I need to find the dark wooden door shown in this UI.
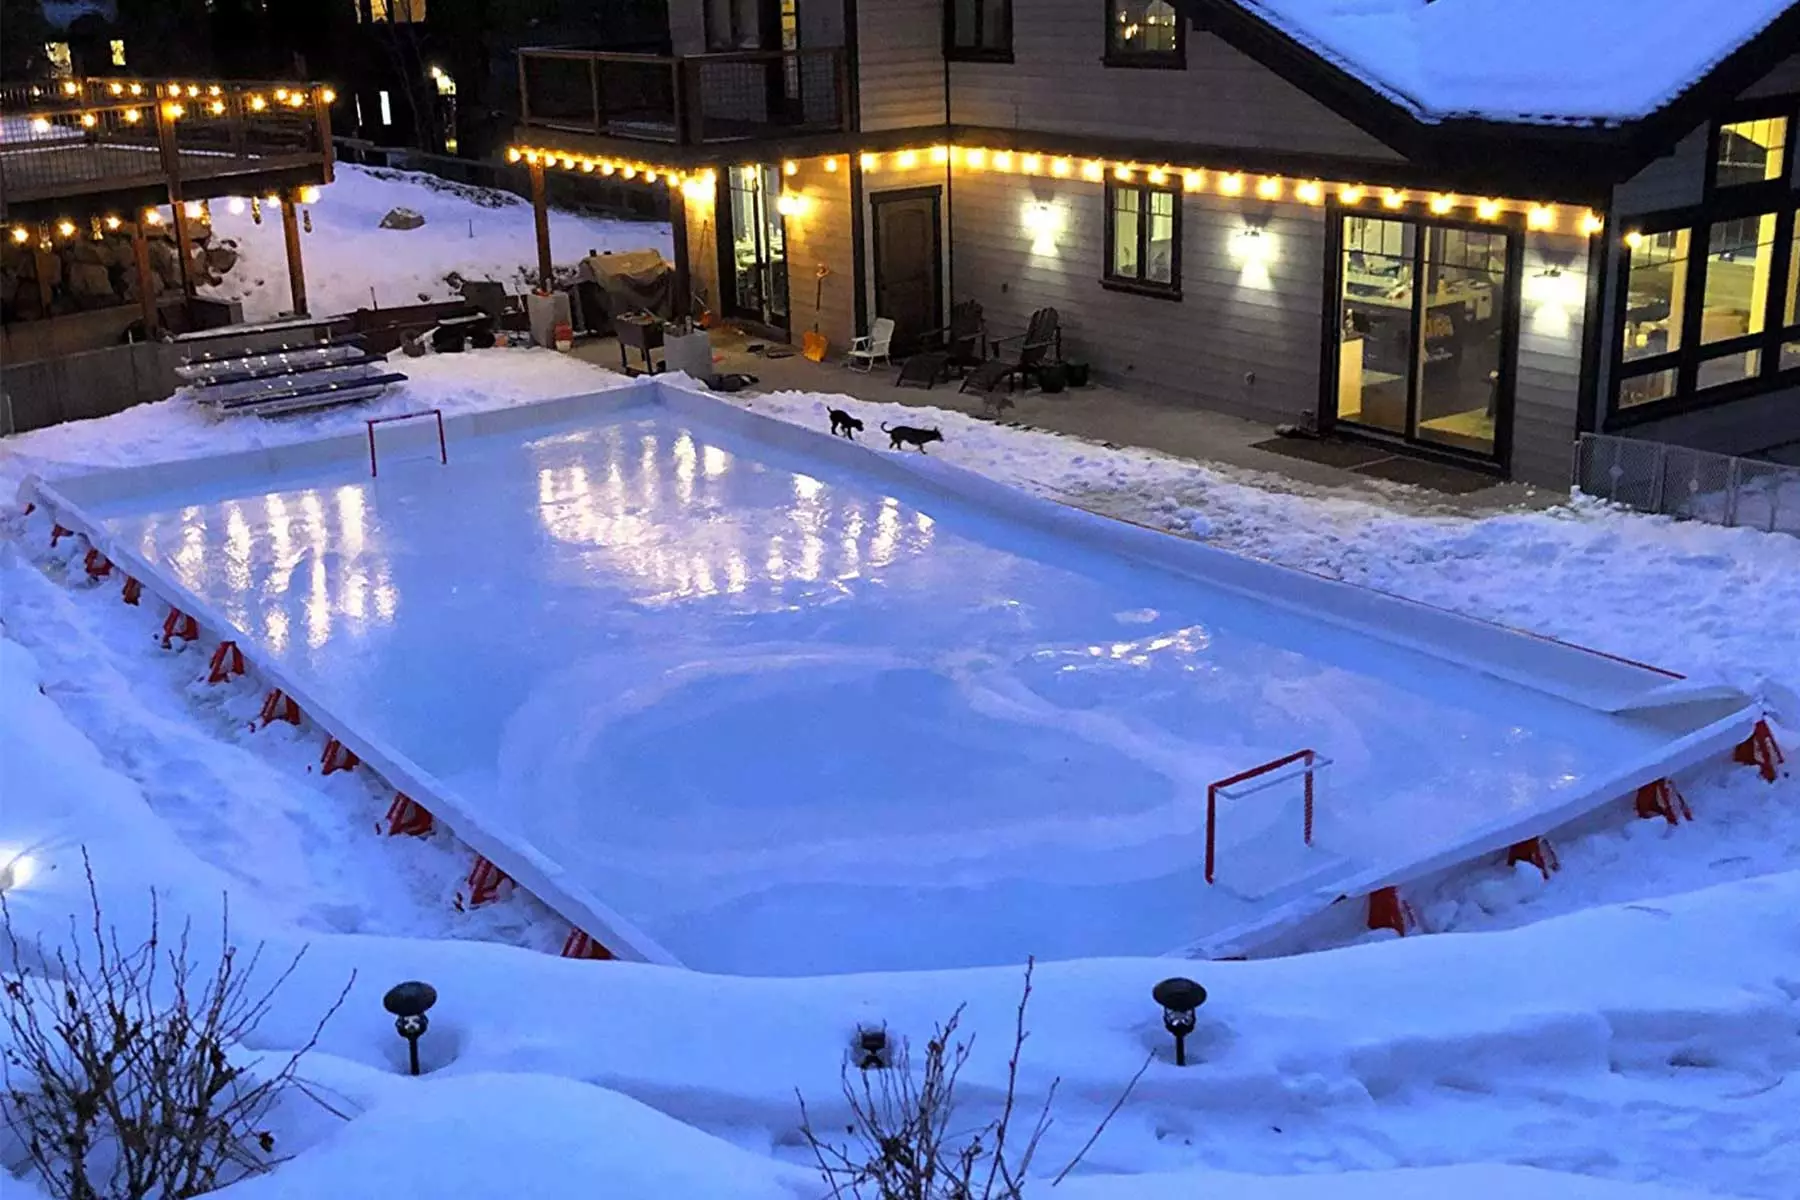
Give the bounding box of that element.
[872,189,942,355]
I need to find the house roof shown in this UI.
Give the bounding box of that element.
[1222,0,1800,126]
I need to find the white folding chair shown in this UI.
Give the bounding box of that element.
[845,317,895,372]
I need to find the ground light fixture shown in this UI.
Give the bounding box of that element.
[856,1025,889,1070]
[1152,977,1207,1066]
[383,980,438,1075]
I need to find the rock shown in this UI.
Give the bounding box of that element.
[66,261,114,300]
[148,240,182,287]
[379,206,426,230]
[205,245,239,274]
[65,240,104,265]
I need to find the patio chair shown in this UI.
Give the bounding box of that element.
[895,300,986,388]
[992,307,1062,388]
[845,317,895,372]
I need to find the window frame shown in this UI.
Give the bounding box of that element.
[1103,0,1186,70]
[1102,178,1183,299]
[945,0,1014,63]
[1707,102,1793,199]
[1607,197,1800,426]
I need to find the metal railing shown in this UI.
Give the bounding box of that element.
[517,47,846,145]
[1,78,331,209]
[1574,432,1800,537]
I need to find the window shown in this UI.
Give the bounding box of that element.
[1714,117,1787,189]
[1104,181,1180,295]
[365,0,426,21]
[378,90,393,125]
[109,39,126,67]
[705,0,762,49]
[1106,0,1183,67]
[44,41,72,76]
[1614,206,1800,415]
[948,0,1012,60]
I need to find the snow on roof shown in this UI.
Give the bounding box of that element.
[1230,0,1797,125]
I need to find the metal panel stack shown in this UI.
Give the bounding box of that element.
[176,316,408,417]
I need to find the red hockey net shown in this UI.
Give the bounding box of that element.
[1205,748,1325,885]
[366,409,447,478]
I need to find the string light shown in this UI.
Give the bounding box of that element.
[128,83,142,96]
[1021,154,1041,174]
[1429,193,1456,215]
[30,117,50,133]
[898,149,918,169]
[109,82,124,95]
[183,201,203,219]
[1625,230,1644,249]
[1476,198,1501,220]
[104,215,122,231]
[860,152,877,170]
[1580,211,1605,236]
[1340,185,1366,204]
[1113,164,1132,181]
[61,80,79,95]
[275,88,289,101]
[1183,170,1203,192]
[1296,180,1325,205]
[993,150,1013,171]
[80,112,97,127]
[1219,172,1245,196]
[11,226,29,244]
[299,186,321,204]
[249,95,267,111]
[1081,160,1103,181]
[966,148,987,169]
[209,100,225,115]
[228,197,246,214]
[506,147,522,163]
[163,102,185,119]
[1147,166,1167,185]
[1052,158,1072,177]
[783,160,798,175]
[321,88,337,103]
[1528,205,1556,231]
[1256,176,1281,200]
[144,208,163,226]
[1382,188,1406,209]
[824,157,838,172]
[931,145,949,164]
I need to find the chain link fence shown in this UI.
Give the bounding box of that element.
[1574,433,1800,537]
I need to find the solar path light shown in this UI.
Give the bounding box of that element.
[383,981,438,1076]
[1152,977,1208,1066]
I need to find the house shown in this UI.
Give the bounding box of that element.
[508,0,1800,486]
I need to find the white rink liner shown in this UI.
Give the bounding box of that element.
[24,378,1761,972]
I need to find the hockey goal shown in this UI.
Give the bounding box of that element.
[366,409,448,478]
[1205,748,1327,885]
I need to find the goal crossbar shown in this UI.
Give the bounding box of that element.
[367,409,447,478]
[1205,748,1327,885]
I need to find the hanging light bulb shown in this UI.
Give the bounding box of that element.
[303,209,313,233]
[250,196,263,225]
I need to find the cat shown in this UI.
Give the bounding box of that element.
[882,422,944,452]
[829,407,864,439]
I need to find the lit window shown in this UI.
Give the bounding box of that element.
[1714,117,1787,188]
[369,0,427,21]
[1621,230,1688,366]
[948,0,1012,60]
[1107,1,1182,66]
[1698,215,1778,345]
[379,90,393,125]
[1105,181,1180,294]
[110,39,126,67]
[1785,210,1799,330]
[44,41,72,76]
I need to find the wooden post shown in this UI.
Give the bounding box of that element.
[32,246,55,315]
[314,86,335,183]
[280,194,308,316]
[530,159,553,290]
[670,184,691,321]
[588,57,602,135]
[132,220,160,336]
[170,197,197,298]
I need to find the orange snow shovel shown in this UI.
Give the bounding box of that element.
[801,264,830,361]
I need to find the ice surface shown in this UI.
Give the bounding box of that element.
[86,401,1671,973]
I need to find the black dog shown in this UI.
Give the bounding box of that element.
[829,407,864,439]
[883,422,943,452]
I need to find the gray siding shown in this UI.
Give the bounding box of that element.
[948,12,1401,161]
[1612,126,1708,216]
[1738,51,1800,100]
[1512,232,1594,487]
[947,170,1325,428]
[1621,382,1800,456]
[858,0,947,130]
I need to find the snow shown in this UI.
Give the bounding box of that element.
[3,348,1797,1198]
[1230,0,1795,124]
[190,165,671,322]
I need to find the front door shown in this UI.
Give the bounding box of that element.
[871,188,943,355]
[1328,212,1520,466]
[722,163,788,331]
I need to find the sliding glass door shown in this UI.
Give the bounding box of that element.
[1332,213,1519,463]
[723,163,788,330]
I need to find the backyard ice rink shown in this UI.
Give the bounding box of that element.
[53,384,1741,974]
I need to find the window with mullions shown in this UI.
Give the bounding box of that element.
[948,0,1012,60]
[1106,0,1183,67]
[1784,209,1800,372]
[1714,116,1788,189]
[1105,181,1180,295]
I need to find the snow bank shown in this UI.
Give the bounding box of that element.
[193,165,671,320]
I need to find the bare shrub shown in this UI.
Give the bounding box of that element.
[1,855,352,1199]
[798,959,1147,1199]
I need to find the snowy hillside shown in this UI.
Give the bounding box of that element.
[191,165,671,321]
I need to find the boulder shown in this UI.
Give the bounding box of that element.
[379,206,426,230]
[147,240,182,287]
[65,240,104,265]
[66,261,114,300]
[205,244,239,274]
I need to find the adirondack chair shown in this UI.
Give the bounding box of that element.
[992,307,1062,388]
[846,317,896,371]
[896,299,986,388]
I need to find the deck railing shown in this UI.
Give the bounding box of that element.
[1,78,332,211]
[1574,432,1800,538]
[517,47,846,146]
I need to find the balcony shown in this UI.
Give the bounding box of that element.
[517,48,846,147]
[1,78,333,214]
